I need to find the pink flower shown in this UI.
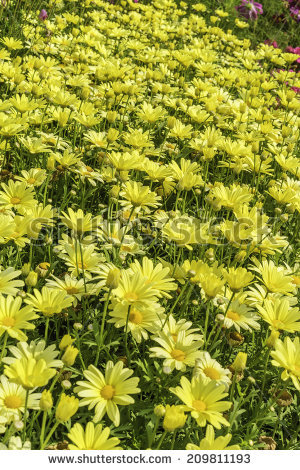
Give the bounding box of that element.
[39,9,48,21]
[264,40,278,48]
[236,0,263,20]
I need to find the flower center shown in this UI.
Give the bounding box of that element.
[129,309,143,324]
[203,367,221,380]
[292,364,300,375]
[121,245,133,252]
[226,310,240,321]
[39,262,50,270]
[124,292,138,302]
[171,349,186,361]
[2,317,16,327]
[100,385,115,400]
[272,319,285,330]
[27,178,36,184]
[77,262,87,269]
[4,395,22,409]
[192,400,207,412]
[43,306,55,316]
[292,276,300,286]
[10,197,21,204]
[65,286,79,294]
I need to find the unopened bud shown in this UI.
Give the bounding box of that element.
[216,313,225,322]
[106,267,121,289]
[247,376,256,384]
[163,405,187,432]
[231,352,247,372]
[62,345,79,367]
[25,271,38,287]
[167,116,176,129]
[266,329,280,349]
[154,404,166,417]
[35,262,50,278]
[61,379,72,390]
[39,390,53,411]
[162,366,172,375]
[107,128,119,143]
[59,334,75,351]
[13,420,24,431]
[21,263,31,277]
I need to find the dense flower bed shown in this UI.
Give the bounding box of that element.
[0,0,299,451]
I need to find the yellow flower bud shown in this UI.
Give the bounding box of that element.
[55,394,79,422]
[107,128,119,143]
[266,330,280,349]
[106,267,121,290]
[163,405,187,432]
[59,334,75,351]
[154,404,166,417]
[25,271,38,287]
[35,262,51,278]
[167,116,176,129]
[47,155,56,171]
[62,345,79,367]
[231,352,247,372]
[39,390,53,411]
[106,111,117,123]
[21,263,31,277]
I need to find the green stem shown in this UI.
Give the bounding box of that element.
[41,421,59,450]
[40,411,48,449]
[156,431,167,450]
[0,331,8,363]
[203,300,211,344]
[229,372,237,402]
[149,416,160,448]
[260,349,270,400]
[94,288,112,366]
[171,431,177,450]
[22,390,30,441]
[163,281,189,328]
[124,305,131,365]
[44,317,50,343]
[224,291,235,316]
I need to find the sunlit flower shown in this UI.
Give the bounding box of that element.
[68,422,122,450]
[186,425,240,450]
[0,295,38,341]
[271,337,300,390]
[0,375,40,422]
[170,375,231,428]
[75,361,140,426]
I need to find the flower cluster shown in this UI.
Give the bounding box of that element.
[0,0,299,451]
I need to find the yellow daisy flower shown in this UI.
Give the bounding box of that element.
[271,337,300,390]
[25,287,73,317]
[0,181,36,214]
[149,330,203,372]
[193,352,232,390]
[68,422,122,450]
[0,375,40,422]
[186,424,240,450]
[4,356,56,390]
[170,375,231,428]
[75,361,140,426]
[0,295,38,341]
[257,298,300,332]
[0,267,24,296]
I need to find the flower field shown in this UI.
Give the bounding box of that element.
[0,0,299,451]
